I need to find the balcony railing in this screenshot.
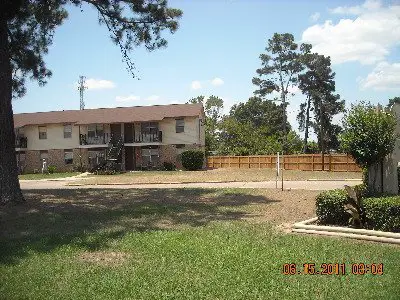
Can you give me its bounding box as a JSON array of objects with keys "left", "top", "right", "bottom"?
[
  {"left": 80, "top": 131, "right": 162, "bottom": 145},
  {"left": 80, "top": 133, "right": 113, "bottom": 145},
  {"left": 124, "top": 131, "right": 162, "bottom": 143},
  {"left": 15, "top": 136, "right": 27, "bottom": 148}
]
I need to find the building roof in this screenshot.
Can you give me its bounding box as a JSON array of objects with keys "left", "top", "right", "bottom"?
[{"left": 14, "top": 103, "right": 204, "bottom": 128}]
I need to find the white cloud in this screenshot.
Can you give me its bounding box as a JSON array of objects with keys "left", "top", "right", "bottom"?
[
  {"left": 146, "top": 95, "right": 160, "bottom": 101},
  {"left": 85, "top": 78, "right": 116, "bottom": 90},
  {"left": 330, "top": 0, "right": 381, "bottom": 15},
  {"left": 360, "top": 61, "right": 400, "bottom": 90},
  {"left": 310, "top": 12, "right": 320, "bottom": 22},
  {"left": 115, "top": 95, "right": 140, "bottom": 102},
  {"left": 302, "top": 1, "right": 400, "bottom": 65},
  {"left": 211, "top": 77, "right": 224, "bottom": 86},
  {"left": 191, "top": 80, "right": 202, "bottom": 90}
]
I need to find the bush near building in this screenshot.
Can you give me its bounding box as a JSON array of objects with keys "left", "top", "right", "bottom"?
[
  {"left": 316, "top": 188, "right": 400, "bottom": 232},
  {"left": 181, "top": 150, "right": 204, "bottom": 171}
]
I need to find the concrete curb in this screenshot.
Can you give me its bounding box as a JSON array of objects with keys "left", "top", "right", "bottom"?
[
  {"left": 67, "top": 180, "right": 246, "bottom": 186},
  {"left": 293, "top": 217, "right": 400, "bottom": 245},
  {"left": 306, "top": 179, "right": 362, "bottom": 182}
]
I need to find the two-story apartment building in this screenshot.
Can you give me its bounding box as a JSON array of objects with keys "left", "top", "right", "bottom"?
[{"left": 14, "top": 103, "right": 205, "bottom": 173}]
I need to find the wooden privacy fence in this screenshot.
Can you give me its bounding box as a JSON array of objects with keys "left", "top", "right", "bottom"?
[{"left": 207, "top": 154, "right": 362, "bottom": 172}]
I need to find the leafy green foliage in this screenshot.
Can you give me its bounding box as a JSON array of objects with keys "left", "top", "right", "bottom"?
[
  {"left": 217, "top": 97, "right": 302, "bottom": 155},
  {"left": 387, "top": 96, "right": 400, "bottom": 109},
  {"left": 162, "top": 161, "right": 176, "bottom": 171},
  {"left": 252, "top": 33, "right": 304, "bottom": 100},
  {"left": 187, "top": 95, "right": 223, "bottom": 153},
  {"left": 297, "top": 52, "right": 344, "bottom": 153},
  {"left": 343, "top": 185, "right": 365, "bottom": 228},
  {"left": 47, "top": 165, "right": 57, "bottom": 174},
  {"left": 218, "top": 116, "right": 302, "bottom": 156},
  {"left": 364, "top": 196, "right": 400, "bottom": 232},
  {"left": 252, "top": 33, "right": 307, "bottom": 152},
  {"left": 317, "top": 186, "right": 400, "bottom": 232},
  {"left": 5, "top": 1, "right": 183, "bottom": 97},
  {"left": 340, "top": 103, "right": 397, "bottom": 168},
  {"left": 181, "top": 150, "right": 204, "bottom": 171},
  {"left": 316, "top": 189, "right": 349, "bottom": 226},
  {"left": 229, "top": 97, "right": 290, "bottom": 135}
]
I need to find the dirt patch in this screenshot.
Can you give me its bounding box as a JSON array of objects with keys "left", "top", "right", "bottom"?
[
  {"left": 276, "top": 223, "right": 293, "bottom": 234},
  {"left": 78, "top": 251, "right": 130, "bottom": 267},
  {"left": 74, "top": 169, "right": 361, "bottom": 185}
]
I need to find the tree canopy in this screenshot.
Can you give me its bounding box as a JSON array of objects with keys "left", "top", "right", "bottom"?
[
  {"left": 218, "top": 97, "right": 302, "bottom": 155},
  {"left": 297, "top": 51, "right": 344, "bottom": 153},
  {"left": 6, "top": 0, "right": 182, "bottom": 98},
  {"left": 187, "top": 95, "right": 224, "bottom": 153},
  {"left": 340, "top": 102, "right": 397, "bottom": 169}
]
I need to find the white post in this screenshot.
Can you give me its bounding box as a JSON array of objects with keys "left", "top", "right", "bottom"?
[{"left": 276, "top": 152, "right": 279, "bottom": 189}]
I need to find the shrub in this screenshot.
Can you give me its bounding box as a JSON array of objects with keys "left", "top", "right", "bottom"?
[
  {"left": 47, "top": 165, "right": 57, "bottom": 174},
  {"left": 181, "top": 150, "right": 204, "bottom": 171},
  {"left": 364, "top": 196, "right": 400, "bottom": 232},
  {"left": 163, "top": 162, "right": 176, "bottom": 171},
  {"left": 316, "top": 189, "right": 349, "bottom": 226}
]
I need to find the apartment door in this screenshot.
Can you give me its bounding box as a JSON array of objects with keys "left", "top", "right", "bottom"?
[
  {"left": 110, "top": 123, "right": 122, "bottom": 139},
  {"left": 124, "top": 123, "right": 134, "bottom": 143},
  {"left": 125, "top": 146, "right": 134, "bottom": 170}
]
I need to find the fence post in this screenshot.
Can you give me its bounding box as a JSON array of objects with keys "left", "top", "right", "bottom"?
[
  {"left": 329, "top": 154, "right": 332, "bottom": 172},
  {"left": 258, "top": 156, "right": 261, "bottom": 169},
  {"left": 297, "top": 154, "right": 300, "bottom": 171},
  {"left": 248, "top": 156, "right": 250, "bottom": 168},
  {"left": 346, "top": 155, "right": 349, "bottom": 172},
  {"left": 312, "top": 154, "right": 314, "bottom": 171}
]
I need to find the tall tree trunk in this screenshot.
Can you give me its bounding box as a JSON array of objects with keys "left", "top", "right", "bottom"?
[
  {"left": 302, "top": 95, "right": 311, "bottom": 153},
  {"left": 0, "top": 17, "right": 24, "bottom": 204}
]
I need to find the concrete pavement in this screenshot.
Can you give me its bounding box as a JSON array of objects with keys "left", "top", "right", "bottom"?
[{"left": 20, "top": 179, "right": 362, "bottom": 190}]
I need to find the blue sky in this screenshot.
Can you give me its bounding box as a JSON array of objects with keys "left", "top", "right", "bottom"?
[{"left": 12, "top": 0, "right": 400, "bottom": 133}]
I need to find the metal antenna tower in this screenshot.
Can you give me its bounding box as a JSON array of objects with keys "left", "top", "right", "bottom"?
[{"left": 78, "top": 76, "right": 87, "bottom": 110}]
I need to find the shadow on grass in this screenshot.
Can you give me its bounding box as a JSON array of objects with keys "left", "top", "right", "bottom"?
[{"left": 0, "top": 188, "right": 279, "bottom": 264}]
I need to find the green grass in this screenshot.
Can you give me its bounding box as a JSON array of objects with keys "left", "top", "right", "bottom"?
[
  {"left": 1, "top": 188, "right": 398, "bottom": 299},
  {"left": 19, "top": 172, "right": 80, "bottom": 180}
]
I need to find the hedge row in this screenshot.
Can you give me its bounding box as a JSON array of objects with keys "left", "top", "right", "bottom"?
[{"left": 316, "top": 189, "right": 400, "bottom": 232}]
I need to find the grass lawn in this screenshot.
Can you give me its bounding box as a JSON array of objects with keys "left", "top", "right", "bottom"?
[
  {"left": 1, "top": 188, "right": 398, "bottom": 299},
  {"left": 78, "top": 168, "right": 362, "bottom": 185},
  {"left": 19, "top": 172, "right": 80, "bottom": 180}
]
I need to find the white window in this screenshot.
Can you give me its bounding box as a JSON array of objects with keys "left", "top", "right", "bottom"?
[
  {"left": 64, "top": 124, "right": 72, "bottom": 138},
  {"left": 176, "top": 118, "right": 184, "bottom": 133},
  {"left": 141, "top": 147, "right": 159, "bottom": 165},
  {"left": 88, "top": 150, "right": 106, "bottom": 165},
  {"left": 39, "top": 126, "right": 47, "bottom": 139},
  {"left": 88, "top": 124, "right": 104, "bottom": 138},
  {"left": 141, "top": 122, "right": 159, "bottom": 134},
  {"left": 64, "top": 150, "right": 73, "bottom": 165}
]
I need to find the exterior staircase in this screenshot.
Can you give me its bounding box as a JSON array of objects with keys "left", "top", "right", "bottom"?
[{"left": 93, "top": 135, "right": 124, "bottom": 174}]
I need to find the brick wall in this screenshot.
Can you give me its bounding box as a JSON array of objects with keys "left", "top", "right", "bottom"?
[
  {"left": 159, "top": 144, "right": 204, "bottom": 169},
  {"left": 159, "top": 145, "right": 179, "bottom": 168},
  {"left": 25, "top": 150, "right": 41, "bottom": 173},
  {"left": 23, "top": 148, "right": 85, "bottom": 173},
  {"left": 73, "top": 148, "right": 89, "bottom": 171},
  {"left": 48, "top": 149, "right": 74, "bottom": 172},
  {"left": 135, "top": 147, "right": 142, "bottom": 168}
]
